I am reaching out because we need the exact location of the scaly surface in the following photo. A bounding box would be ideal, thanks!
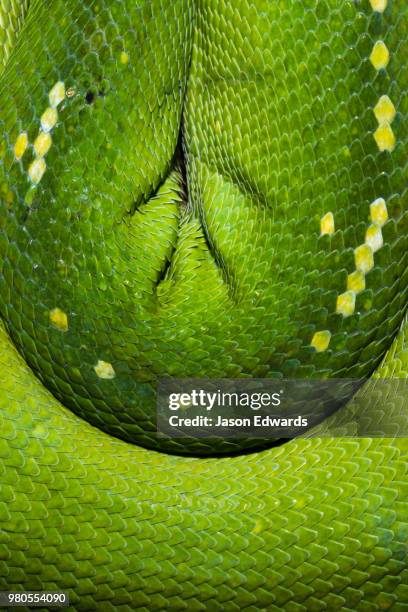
[0,0,407,609]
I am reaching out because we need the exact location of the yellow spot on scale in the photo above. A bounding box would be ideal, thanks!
[120,51,129,64]
[370,198,388,226]
[28,158,46,184]
[310,330,331,353]
[369,0,387,12]
[34,132,52,157]
[94,360,116,380]
[365,224,383,252]
[41,108,58,132]
[14,132,28,160]
[347,270,365,294]
[374,123,396,152]
[49,307,68,332]
[320,212,335,236]
[336,291,356,318]
[251,519,263,535]
[374,95,396,125]
[49,81,65,108]
[215,120,222,134]
[370,41,390,71]
[355,244,374,274]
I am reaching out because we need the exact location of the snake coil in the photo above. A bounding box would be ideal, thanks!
[0,0,407,610]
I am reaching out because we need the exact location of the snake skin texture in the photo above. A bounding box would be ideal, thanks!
[0,0,29,66]
[0,0,407,609]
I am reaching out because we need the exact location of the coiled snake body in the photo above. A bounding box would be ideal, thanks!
[0,0,407,609]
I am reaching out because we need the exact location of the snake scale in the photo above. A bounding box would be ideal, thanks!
[0,0,407,609]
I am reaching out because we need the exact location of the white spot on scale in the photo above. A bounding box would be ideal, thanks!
[369,0,387,13]
[354,244,374,274]
[336,291,356,318]
[374,95,396,125]
[370,198,388,227]
[365,224,383,252]
[94,360,116,380]
[320,212,335,236]
[49,81,66,108]
[41,107,58,132]
[28,158,46,184]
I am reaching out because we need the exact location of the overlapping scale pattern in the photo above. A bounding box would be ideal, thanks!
[0,318,407,609]
[0,0,29,66]
[0,0,407,608]
[0,0,406,454]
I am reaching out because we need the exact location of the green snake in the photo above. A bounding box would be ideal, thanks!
[0,0,407,609]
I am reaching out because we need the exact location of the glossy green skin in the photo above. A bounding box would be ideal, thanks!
[0,0,407,609]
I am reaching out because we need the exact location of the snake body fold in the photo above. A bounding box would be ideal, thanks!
[0,0,407,609]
